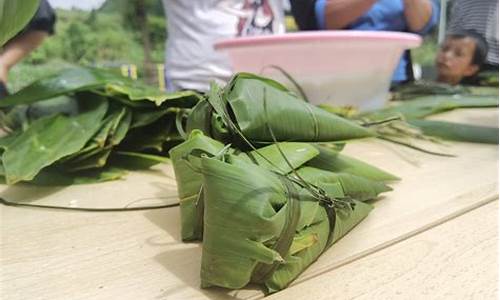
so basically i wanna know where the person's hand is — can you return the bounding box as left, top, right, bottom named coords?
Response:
left=403, top=0, right=434, bottom=32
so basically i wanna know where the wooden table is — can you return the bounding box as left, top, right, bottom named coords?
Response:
left=1, top=108, right=498, bottom=300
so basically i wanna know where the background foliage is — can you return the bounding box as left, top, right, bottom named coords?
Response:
left=26, top=1, right=166, bottom=65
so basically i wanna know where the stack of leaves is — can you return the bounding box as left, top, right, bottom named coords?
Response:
left=169, top=74, right=397, bottom=292
left=360, top=90, right=499, bottom=144
left=0, top=67, right=201, bottom=185
left=389, top=80, right=498, bottom=101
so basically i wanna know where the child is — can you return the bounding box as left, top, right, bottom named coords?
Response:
left=436, top=30, right=489, bottom=85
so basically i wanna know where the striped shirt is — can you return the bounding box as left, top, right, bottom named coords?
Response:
left=448, top=0, right=499, bottom=65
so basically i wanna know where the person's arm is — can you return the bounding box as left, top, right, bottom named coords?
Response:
left=323, top=0, right=377, bottom=29
left=0, top=0, right=55, bottom=85
left=403, top=0, right=437, bottom=33
left=0, top=31, right=48, bottom=84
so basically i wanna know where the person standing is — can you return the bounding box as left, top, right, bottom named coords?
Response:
left=162, top=0, right=286, bottom=92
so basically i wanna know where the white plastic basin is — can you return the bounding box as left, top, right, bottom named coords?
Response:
left=215, top=31, right=422, bottom=111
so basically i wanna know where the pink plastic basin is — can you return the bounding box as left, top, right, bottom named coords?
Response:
left=215, top=31, right=422, bottom=111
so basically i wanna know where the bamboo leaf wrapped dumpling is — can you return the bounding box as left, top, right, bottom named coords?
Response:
left=169, top=130, right=320, bottom=241
left=186, top=74, right=375, bottom=146
left=199, top=154, right=382, bottom=292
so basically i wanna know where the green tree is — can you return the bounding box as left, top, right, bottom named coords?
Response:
left=64, top=22, right=91, bottom=62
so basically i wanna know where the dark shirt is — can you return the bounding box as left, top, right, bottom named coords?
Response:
left=22, top=0, right=57, bottom=35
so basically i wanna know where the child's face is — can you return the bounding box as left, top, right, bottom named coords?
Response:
left=436, top=37, right=479, bottom=84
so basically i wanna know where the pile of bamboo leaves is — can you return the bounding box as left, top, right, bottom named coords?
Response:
left=0, top=67, right=201, bottom=185
left=314, top=82, right=499, bottom=148
left=359, top=84, right=499, bottom=145
left=169, top=73, right=398, bottom=292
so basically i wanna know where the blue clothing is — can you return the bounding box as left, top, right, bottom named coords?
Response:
left=315, top=0, right=439, bottom=82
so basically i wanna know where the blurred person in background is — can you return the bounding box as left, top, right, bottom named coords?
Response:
left=435, top=30, right=488, bottom=85
left=162, top=0, right=286, bottom=92
left=447, top=0, right=498, bottom=71
left=0, top=0, right=56, bottom=98
left=289, top=0, right=440, bottom=85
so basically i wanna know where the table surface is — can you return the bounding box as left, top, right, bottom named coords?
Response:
left=1, top=108, right=498, bottom=300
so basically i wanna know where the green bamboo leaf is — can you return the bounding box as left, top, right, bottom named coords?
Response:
left=0, top=68, right=118, bottom=107
left=59, top=104, right=125, bottom=164
left=363, top=94, right=499, bottom=120
left=0, top=134, right=18, bottom=176
left=65, top=147, right=113, bottom=172
left=106, top=82, right=201, bottom=107
left=1, top=96, right=108, bottom=184
left=391, top=81, right=498, bottom=101
left=0, top=67, right=201, bottom=108
left=108, top=151, right=170, bottom=170
left=130, top=108, right=173, bottom=129
left=92, top=108, right=124, bottom=146
left=244, top=142, right=319, bottom=175
left=0, top=133, right=18, bottom=150
left=228, top=72, right=291, bottom=93
left=0, top=0, right=39, bottom=47
left=62, top=146, right=106, bottom=165
left=107, top=107, right=132, bottom=146
left=288, top=233, right=319, bottom=256
left=185, top=100, right=212, bottom=136
left=168, top=130, right=226, bottom=241
left=119, top=116, right=177, bottom=153
left=8, top=167, right=128, bottom=186
left=391, top=81, right=471, bottom=101
left=307, top=145, right=399, bottom=181
left=2, top=96, right=79, bottom=133
left=297, top=166, right=392, bottom=201
left=408, top=119, right=499, bottom=144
